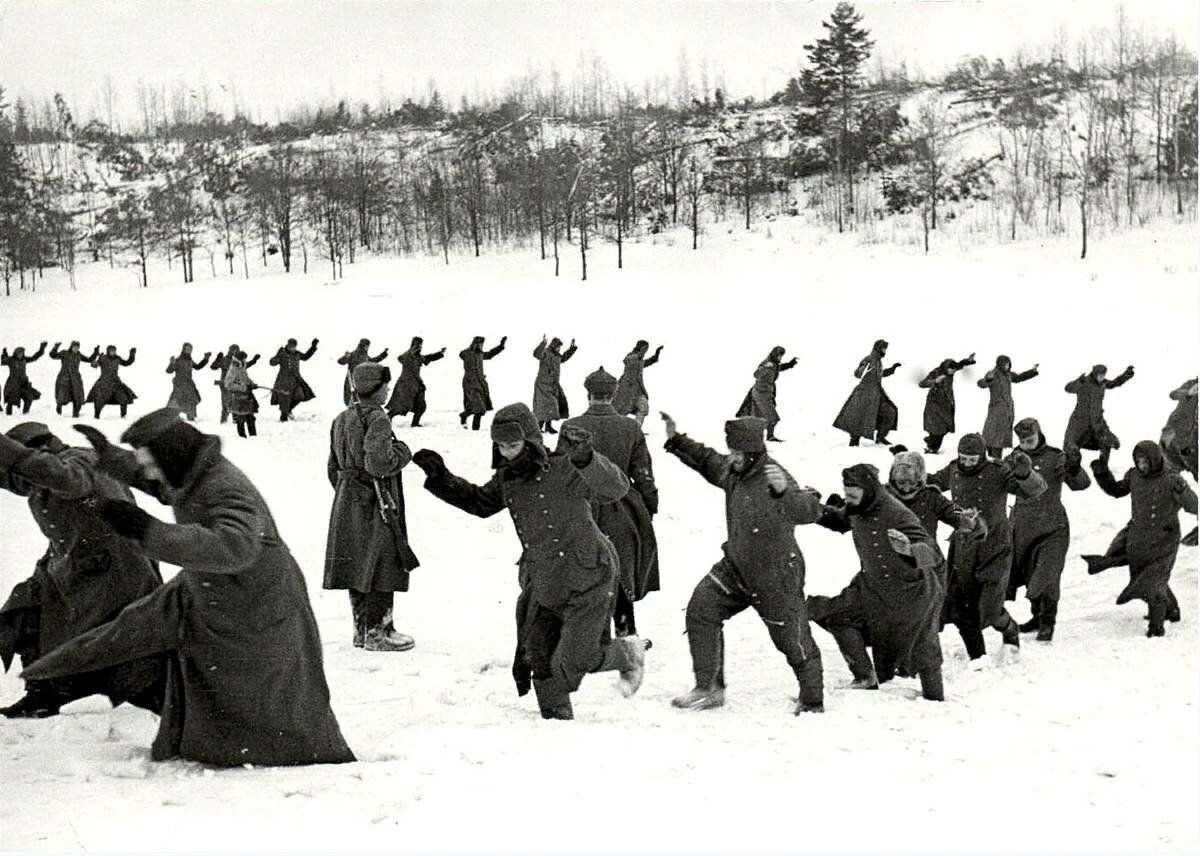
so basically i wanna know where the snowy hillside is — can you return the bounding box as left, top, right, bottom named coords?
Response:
left=0, top=214, right=1197, bottom=854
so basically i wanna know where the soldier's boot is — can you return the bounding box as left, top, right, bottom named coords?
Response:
left=830, top=625, right=878, bottom=689
left=56, top=404, right=63, bottom=415
left=71, top=404, right=81, bottom=418
left=0, top=682, right=65, bottom=719
left=246, top=417, right=257, bottom=437
left=960, top=626, right=987, bottom=660
left=671, top=685, right=725, bottom=711
left=793, top=655, right=825, bottom=714
left=848, top=434, right=860, bottom=447
left=1147, top=596, right=1168, bottom=638
left=352, top=614, right=366, bottom=649
left=363, top=620, right=414, bottom=652
left=1036, top=599, right=1058, bottom=642
left=471, top=414, right=483, bottom=431
left=119, top=405, right=128, bottom=418
left=1019, top=598, right=1041, bottom=633
left=1083, top=554, right=1125, bottom=575
left=1165, top=587, right=1182, bottom=623
left=997, top=614, right=1021, bottom=653
left=22, top=400, right=32, bottom=414
left=532, top=678, right=574, bottom=720
left=598, top=636, right=648, bottom=698
left=919, top=666, right=945, bottom=702
left=236, top=420, right=247, bottom=438
left=459, top=411, right=468, bottom=426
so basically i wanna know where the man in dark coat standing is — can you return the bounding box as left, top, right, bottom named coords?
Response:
left=737, top=345, right=797, bottom=442
left=1085, top=441, right=1197, bottom=637
left=0, top=423, right=165, bottom=718
left=165, top=343, right=212, bottom=421
left=27, top=410, right=355, bottom=767
left=1161, top=378, right=1198, bottom=479
left=411, top=403, right=646, bottom=721
left=917, top=353, right=976, bottom=454
left=661, top=413, right=825, bottom=715
left=833, top=339, right=901, bottom=447
left=808, top=464, right=946, bottom=701
left=1007, top=417, right=1091, bottom=642
left=557, top=367, right=659, bottom=637
left=221, top=349, right=261, bottom=438
left=612, top=340, right=663, bottom=427
left=85, top=345, right=137, bottom=419
left=459, top=335, right=506, bottom=431
left=3, top=342, right=47, bottom=415
left=978, top=355, right=1039, bottom=458
left=1064, top=363, right=1135, bottom=463
left=269, top=337, right=318, bottom=422
left=50, top=341, right=90, bottom=418
left=531, top=335, right=577, bottom=434
left=325, top=362, right=420, bottom=652
left=211, top=344, right=261, bottom=424
left=387, top=336, right=445, bottom=427
left=337, top=338, right=389, bottom=406
left=928, top=433, right=1047, bottom=661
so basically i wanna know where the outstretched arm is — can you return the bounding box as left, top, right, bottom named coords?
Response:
left=1106, top=366, right=1135, bottom=389
left=1090, top=459, right=1131, bottom=499
left=421, top=462, right=507, bottom=519
left=1012, top=365, right=1039, bottom=383
left=561, top=340, right=578, bottom=362
left=28, top=342, right=48, bottom=362
left=301, top=339, right=319, bottom=360
left=0, top=441, right=98, bottom=500
left=664, top=432, right=731, bottom=490
left=121, top=348, right=137, bottom=366
left=422, top=348, right=446, bottom=366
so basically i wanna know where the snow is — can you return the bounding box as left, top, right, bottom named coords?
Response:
left=1, top=215, right=1197, bottom=854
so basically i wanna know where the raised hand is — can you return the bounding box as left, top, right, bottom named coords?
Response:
left=659, top=411, right=677, bottom=440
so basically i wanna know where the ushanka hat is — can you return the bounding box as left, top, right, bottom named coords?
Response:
left=583, top=367, right=618, bottom=398
left=725, top=417, right=767, bottom=453
left=1014, top=417, right=1042, bottom=440
left=352, top=362, right=391, bottom=397
left=957, top=433, right=986, bottom=456
left=6, top=422, right=54, bottom=448
left=490, top=402, right=542, bottom=446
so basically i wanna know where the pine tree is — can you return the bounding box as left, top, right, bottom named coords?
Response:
left=0, top=88, right=36, bottom=294
left=801, top=1, right=874, bottom=232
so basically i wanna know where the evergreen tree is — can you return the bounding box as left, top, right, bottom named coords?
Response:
left=0, top=89, right=37, bottom=294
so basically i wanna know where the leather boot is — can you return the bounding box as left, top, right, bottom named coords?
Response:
left=671, top=686, right=725, bottom=710
left=919, top=667, right=945, bottom=701
left=533, top=678, right=574, bottom=720
left=1036, top=598, right=1058, bottom=642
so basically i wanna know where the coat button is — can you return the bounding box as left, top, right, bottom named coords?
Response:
left=209, top=665, right=218, bottom=671
left=201, top=581, right=211, bottom=588
left=558, top=551, right=564, bottom=557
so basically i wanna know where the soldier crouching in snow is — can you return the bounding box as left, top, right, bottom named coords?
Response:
left=1084, top=441, right=1197, bottom=637
left=0, top=422, right=165, bottom=718
left=808, top=463, right=946, bottom=701
left=661, top=413, right=825, bottom=715
left=411, top=403, right=647, bottom=720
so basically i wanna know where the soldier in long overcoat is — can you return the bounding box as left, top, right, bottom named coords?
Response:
left=2, top=342, right=47, bottom=415
left=459, top=336, right=507, bottom=430
left=1063, top=363, right=1135, bottom=463
left=221, top=350, right=261, bottom=438
left=833, top=339, right=901, bottom=447
left=211, top=345, right=261, bottom=424
left=737, top=345, right=797, bottom=442
left=612, top=340, right=663, bottom=427
left=50, top=342, right=91, bottom=418
left=387, top=336, right=445, bottom=427
left=1084, top=441, right=1197, bottom=637
left=531, top=336, right=577, bottom=433
left=808, top=463, right=946, bottom=701
left=325, top=362, right=420, bottom=652
left=0, top=423, right=164, bottom=718
left=28, top=410, right=356, bottom=767
left=165, top=343, right=212, bottom=421
left=1006, top=417, right=1091, bottom=641
left=928, top=433, right=1047, bottom=660
left=917, top=353, right=976, bottom=454
left=411, top=403, right=646, bottom=721
left=662, top=414, right=825, bottom=715
left=269, top=337, right=318, bottom=422
left=337, top=338, right=389, bottom=406
left=1161, top=378, right=1198, bottom=479
left=977, top=355, right=1040, bottom=458
left=557, top=368, right=659, bottom=637
left=85, top=345, right=137, bottom=418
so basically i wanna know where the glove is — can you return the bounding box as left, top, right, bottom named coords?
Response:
left=99, top=499, right=154, bottom=540
left=311, top=338, right=319, bottom=348
left=560, top=424, right=594, bottom=467
left=825, top=493, right=845, bottom=509
left=653, top=345, right=663, bottom=357
left=412, top=449, right=446, bottom=478
left=499, top=336, right=508, bottom=346
left=1010, top=450, right=1032, bottom=479
left=74, top=424, right=143, bottom=485
left=1064, top=446, right=1083, bottom=476
left=1089, top=458, right=1109, bottom=476
left=378, top=348, right=389, bottom=359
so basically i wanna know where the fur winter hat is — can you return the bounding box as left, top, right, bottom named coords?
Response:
left=769, top=345, right=786, bottom=361
left=873, top=339, right=889, bottom=353
left=1132, top=440, right=1164, bottom=474
left=635, top=339, right=649, bottom=351
left=69, top=341, right=80, bottom=349
left=122, top=408, right=208, bottom=489
left=842, top=462, right=881, bottom=507
left=725, top=417, right=767, bottom=453
left=490, top=403, right=542, bottom=446
left=957, top=433, right=987, bottom=457
left=889, top=451, right=927, bottom=488
left=1014, top=417, right=1043, bottom=441
left=584, top=367, right=618, bottom=398
left=6, top=422, right=56, bottom=449
left=471, top=336, right=485, bottom=346
left=286, top=338, right=298, bottom=348
left=549, top=337, right=563, bottom=350
left=1091, top=364, right=1108, bottom=377
left=352, top=362, right=391, bottom=398
left=411, top=336, right=423, bottom=348
left=996, top=354, right=1011, bottom=369
left=357, top=338, right=370, bottom=349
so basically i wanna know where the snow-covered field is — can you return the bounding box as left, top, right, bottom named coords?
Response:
left=1, top=218, right=1197, bottom=854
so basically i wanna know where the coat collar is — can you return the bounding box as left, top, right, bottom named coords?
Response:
left=584, top=402, right=619, bottom=416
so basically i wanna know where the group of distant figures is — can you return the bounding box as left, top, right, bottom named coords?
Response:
left=0, top=333, right=1194, bottom=771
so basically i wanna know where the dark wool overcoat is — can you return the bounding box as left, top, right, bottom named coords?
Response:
left=1063, top=369, right=1133, bottom=451
left=269, top=343, right=317, bottom=405
left=166, top=352, right=210, bottom=414
left=665, top=433, right=821, bottom=620
left=1007, top=438, right=1090, bottom=602
left=3, top=344, right=46, bottom=409
left=1093, top=443, right=1198, bottom=606
left=22, top=436, right=355, bottom=767
left=324, top=403, right=419, bottom=593
left=918, top=358, right=974, bottom=436
left=51, top=346, right=88, bottom=408
left=737, top=359, right=784, bottom=423
left=0, top=443, right=164, bottom=702
left=85, top=352, right=137, bottom=406
left=460, top=342, right=505, bottom=415
left=886, top=483, right=972, bottom=590
left=531, top=340, right=577, bottom=421
left=813, top=492, right=944, bottom=676
left=387, top=347, right=444, bottom=416
left=558, top=403, right=660, bottom=601
left=337, top=345, right=387, bottom=405
left=612, top=349, right=657, bottom=415
left=1162, top=379, right=1198, bottom=476
left=833, top=350, right=898, bottom=440
left=978, top=367, right=1038, bottom=449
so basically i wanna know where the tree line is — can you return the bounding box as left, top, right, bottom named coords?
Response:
left=0, top=2, right=1195, bottom=293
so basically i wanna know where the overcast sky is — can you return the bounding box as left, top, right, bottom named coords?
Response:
left=1, top=0, right=1196, bottom=124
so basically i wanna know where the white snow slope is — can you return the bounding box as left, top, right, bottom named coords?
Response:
left=1, top=217, right=1197, bottom=855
